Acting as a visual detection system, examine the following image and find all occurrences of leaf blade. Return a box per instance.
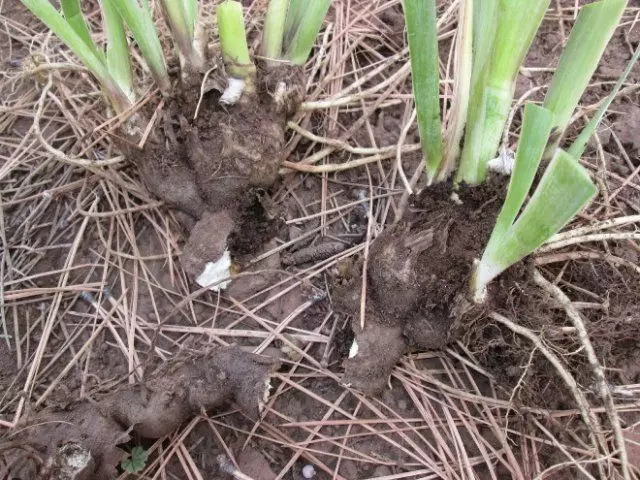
[476,149,597,291]
[403,0,443,180]
[20,0,130,111]
[109,0,170,93]
[543,0,627,158]
[484,104,554,252]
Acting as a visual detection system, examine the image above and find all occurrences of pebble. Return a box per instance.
[302,464,316,479]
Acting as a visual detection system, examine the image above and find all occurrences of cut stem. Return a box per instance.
[456,0,550,185]
[217,0,255,80]
[403,0,443,181]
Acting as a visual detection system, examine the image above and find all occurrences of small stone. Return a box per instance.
[302,464,316,479]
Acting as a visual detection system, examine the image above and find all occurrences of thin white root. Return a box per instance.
[286,120,421,157]
[534,250,640,276]
[34,75,124,168]
[194,66,218,120]
[532,270,630,480]
[489,311,610,468]
[539,232,640,253]
[394,158,426,224]
[549,215,640,243]
[274,81,294,114]
[300,61,411,111]
[396,108,417,194]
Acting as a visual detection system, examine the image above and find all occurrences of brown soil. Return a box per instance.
[236,446,278,480]
[2,0,640,479]
[466,258,640,410]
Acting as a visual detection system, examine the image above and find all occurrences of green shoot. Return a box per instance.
[467,0,627,298]
[60,0,104,62]
[473,148,597,299]
[263,0,289,59]
[102,0,134,101]
[20,0,131,112]
[182,0,198,39]
[283,0,305,52]
[542,0,626,160]
[439,0,472,180]
[120,446,148,474]
[160,0,205,71]
[160,1,190,58]
[484,104,554,251]
[568,43,640,159]
[456,0,551,185]
[470,0,497,87]
[403,0,443,181]
[283,0,332,65]
[217,1,255,80]
[262,0,332,66]
[109,0,171,93]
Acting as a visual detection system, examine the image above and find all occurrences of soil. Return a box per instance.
[1,0,640,479]
[466,258,640,410]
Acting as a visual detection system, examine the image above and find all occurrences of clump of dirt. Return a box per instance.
[136,62,303,290]
[2,347,278,480]
[235,446,278,480]
[181,210,235,278]
[333,179,505,394]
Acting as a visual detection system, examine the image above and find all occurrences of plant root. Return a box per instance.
[134,63,304,293]
[489,310,610,480]
[532,269,630,480]
[333,181,504,394]
[3,347,278,480]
